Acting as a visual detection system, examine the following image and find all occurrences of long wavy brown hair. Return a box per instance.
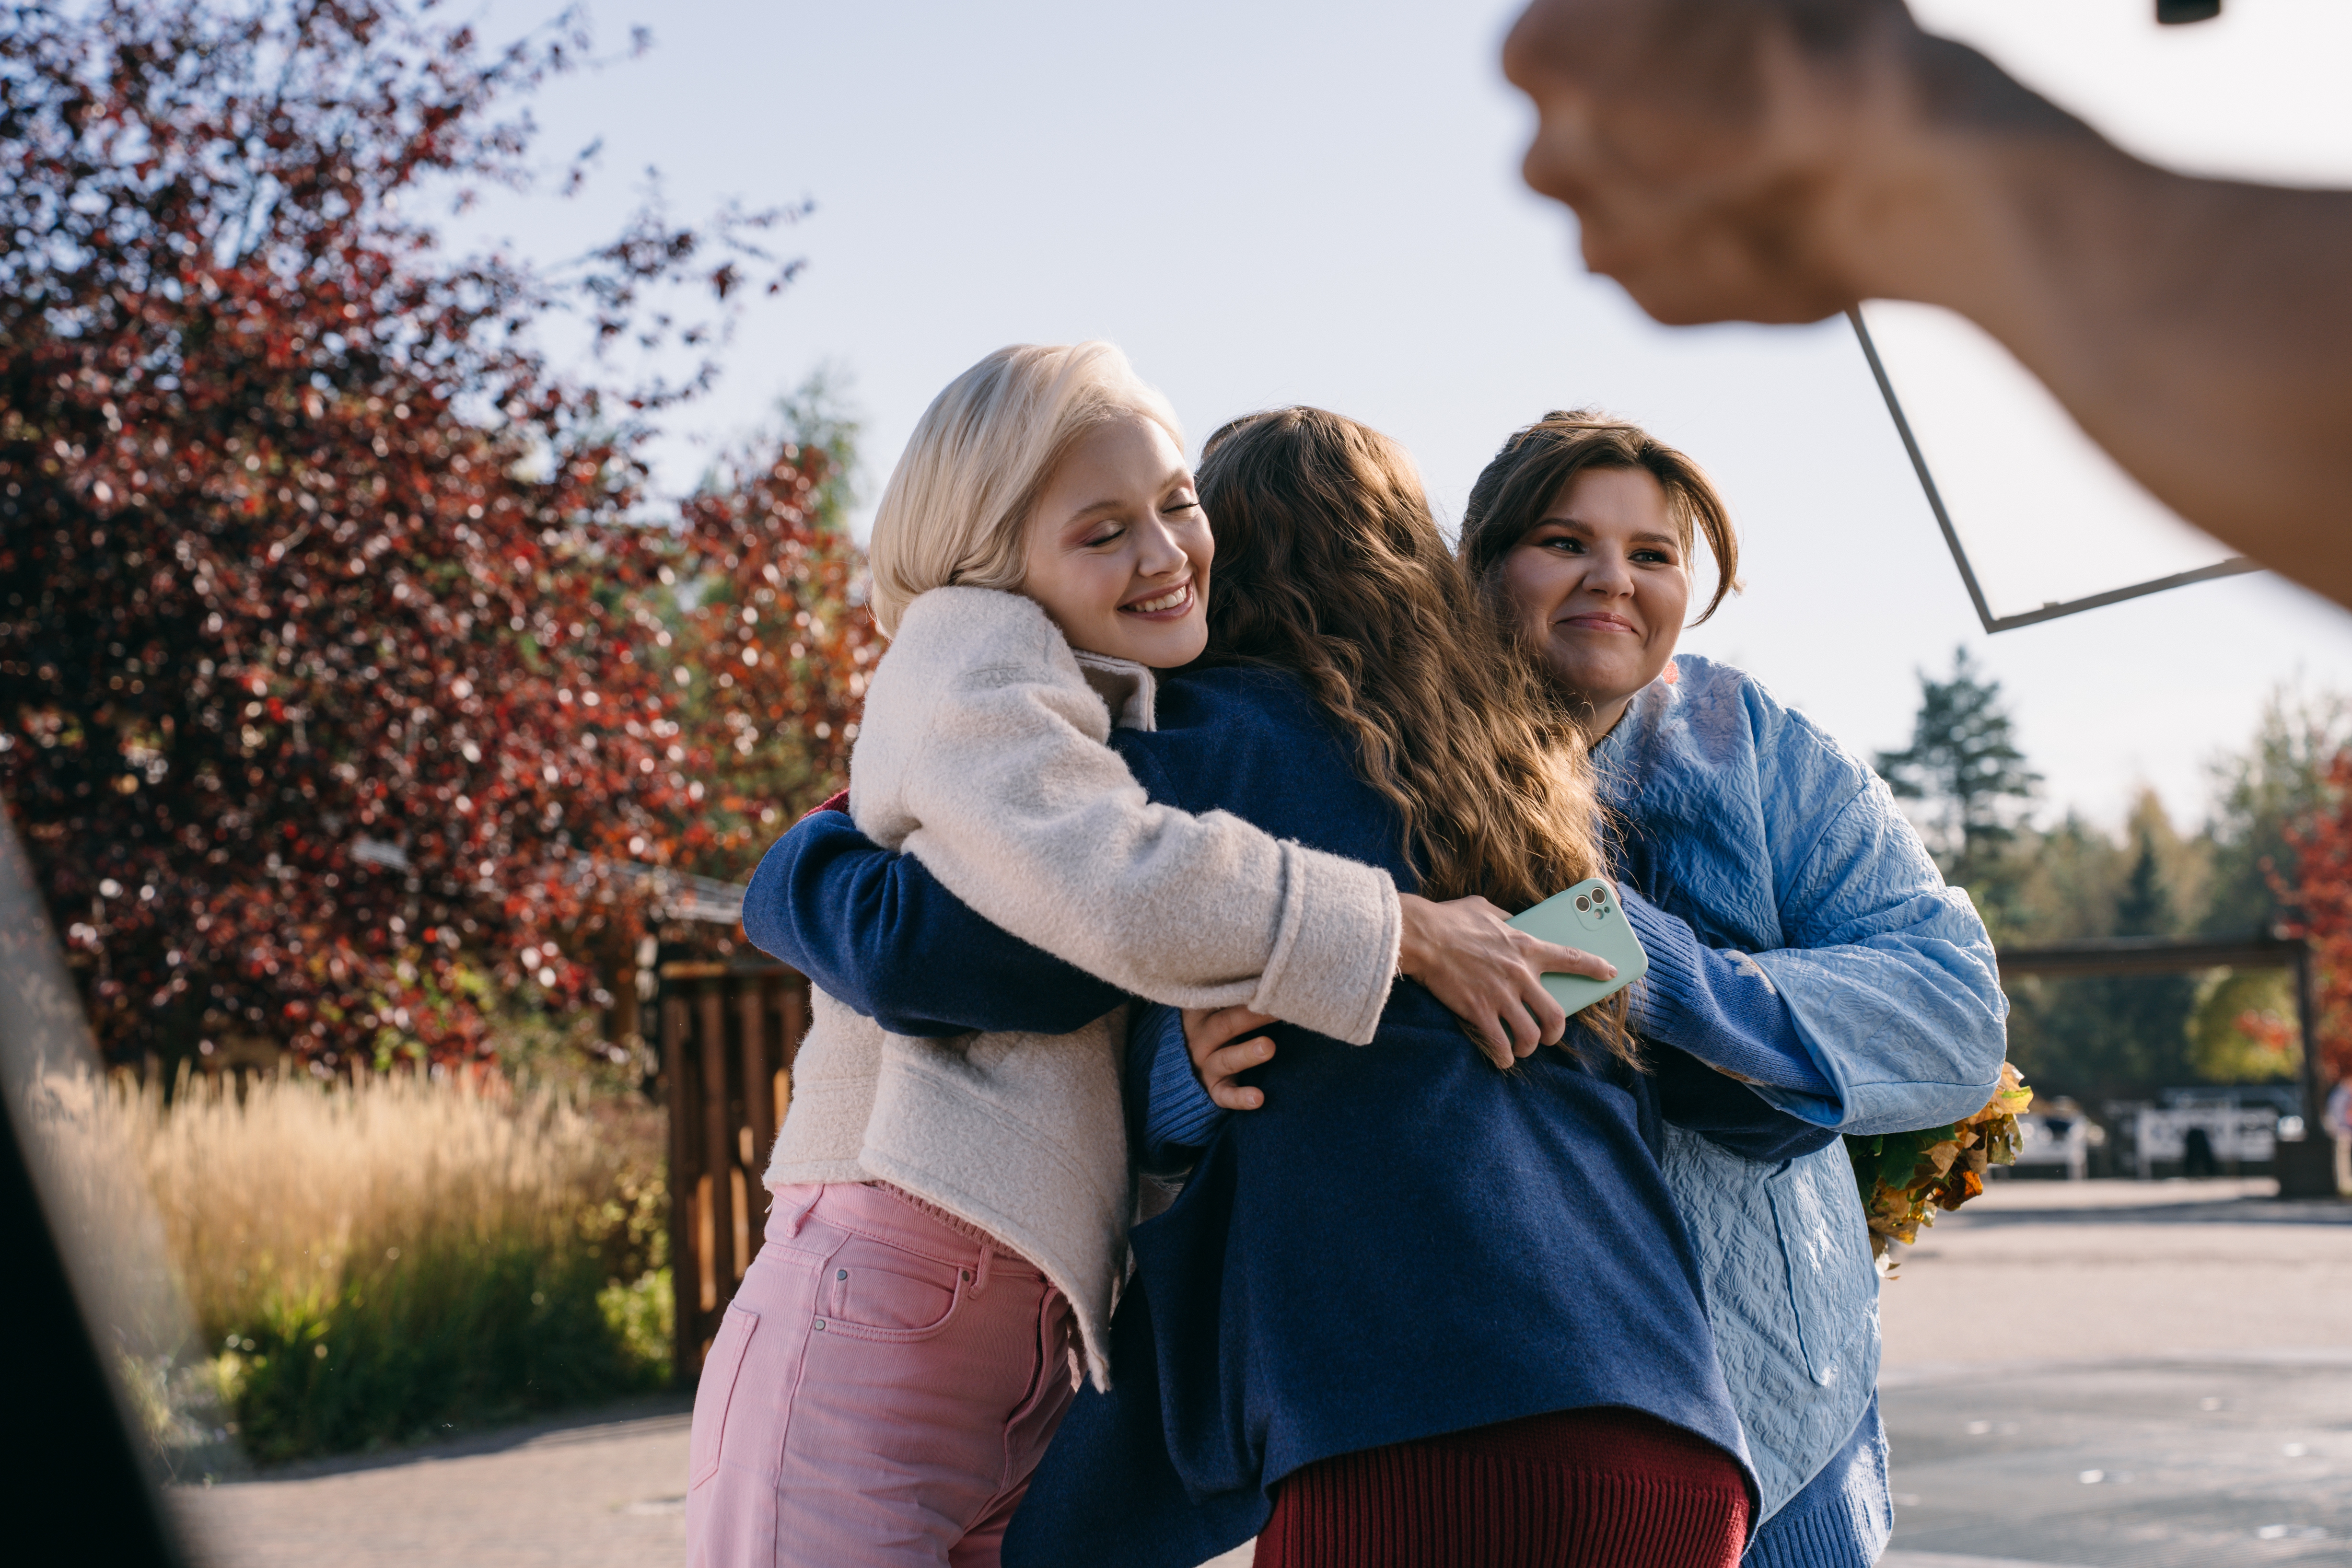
[1196,407,1634,1062]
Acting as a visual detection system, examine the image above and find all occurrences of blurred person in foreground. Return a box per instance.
[1500,0,2352,610]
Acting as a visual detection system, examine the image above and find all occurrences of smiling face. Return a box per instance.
[1019,414,1212,670]
[1496,464,1691,736]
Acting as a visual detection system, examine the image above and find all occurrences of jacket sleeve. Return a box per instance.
[1621,889,1841,1127]
[1644,1045,1841,1162]
[872,592,1401,1045]
[1125,1004,1228,1178]
[1750,766,2009,1138]
[740,808,1125,1038]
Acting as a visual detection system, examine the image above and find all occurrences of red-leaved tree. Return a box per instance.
[670,418,880,878]
[2284,750,2352,1087]
[0,0,848,1068]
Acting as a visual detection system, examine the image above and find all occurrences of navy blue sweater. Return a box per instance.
[744,667,1832,1568]
[1122,884,1837,1176]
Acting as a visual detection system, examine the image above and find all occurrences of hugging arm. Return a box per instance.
[1606,690,2008,1141]
[1616,891,1841,1161]
[1621,888,1839,1118]
[740,807,1122,1038]
[1751,780,2007,1138]
[1142,898,1840,1164]
[880,612,1404,1045]
[1616,792,2004,1141]
[1645,1049,1839,1164]
[741,792,1611,1057]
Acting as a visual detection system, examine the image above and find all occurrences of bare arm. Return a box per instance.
[1502,0,2352,609]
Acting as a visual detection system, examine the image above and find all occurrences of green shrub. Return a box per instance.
[217,1241,674,1460]
[76,1067,675,1461]
[599,1268,676,1385]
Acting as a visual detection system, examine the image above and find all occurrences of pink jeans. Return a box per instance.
[685,1182,1082,1568]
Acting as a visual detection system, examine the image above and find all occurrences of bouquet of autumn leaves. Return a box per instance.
[1845,1062,2035,1269]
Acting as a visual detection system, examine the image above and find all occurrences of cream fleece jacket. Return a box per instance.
[765,587,1403,1387]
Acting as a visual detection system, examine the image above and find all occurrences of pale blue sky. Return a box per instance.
[463,0,2352,832]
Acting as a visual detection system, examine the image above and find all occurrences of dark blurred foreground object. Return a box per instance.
[1502,0,2352,613]
[2156,0,2221,23]
[0,1098,186,1566]
[0,783,187,1555]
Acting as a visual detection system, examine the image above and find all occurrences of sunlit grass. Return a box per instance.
[29,1064,671,1463]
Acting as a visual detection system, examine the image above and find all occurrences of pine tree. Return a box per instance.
[2005,800,2210,1100]
[1875,648,2042,883]
[2095,824,2199,1088]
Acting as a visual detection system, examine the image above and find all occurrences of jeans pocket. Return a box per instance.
[818,1235,968,1344]
[688,1301,760,1489]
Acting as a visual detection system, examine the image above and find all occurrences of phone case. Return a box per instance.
[1505,878,1649,1016]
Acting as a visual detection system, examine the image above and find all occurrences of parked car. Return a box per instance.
[2012,1111,2092,1180]
[2131,1104,2281,1179]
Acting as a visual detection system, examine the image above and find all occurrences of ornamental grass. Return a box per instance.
[26,1064,672,1464]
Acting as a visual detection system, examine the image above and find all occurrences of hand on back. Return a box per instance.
[1184,892,1618,1113]
[1397,893,1615,1069]
[1185,1006,1281,1112]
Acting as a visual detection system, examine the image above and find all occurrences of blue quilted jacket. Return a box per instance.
[1601,656,2007,1526]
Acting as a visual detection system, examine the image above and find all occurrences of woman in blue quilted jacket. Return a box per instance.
[1454,410,2008,1565]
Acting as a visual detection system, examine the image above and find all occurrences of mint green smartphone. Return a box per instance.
[1506,878,1649,1016]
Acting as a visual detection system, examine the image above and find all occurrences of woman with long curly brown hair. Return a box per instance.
[1193,409,1617,951]
[748,404,1839,1567]
[1020,407,1813,1568]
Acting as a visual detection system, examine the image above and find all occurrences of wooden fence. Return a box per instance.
[658,960,812,1381]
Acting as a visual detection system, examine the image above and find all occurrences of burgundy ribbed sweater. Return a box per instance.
[1253,1406,1749,1568]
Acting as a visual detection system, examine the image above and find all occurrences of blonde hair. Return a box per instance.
[865,343,1184,637]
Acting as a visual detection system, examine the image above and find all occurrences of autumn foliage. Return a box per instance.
[2284,750,2352,1086]
[0,0,871,1068]
[670,429,879,878]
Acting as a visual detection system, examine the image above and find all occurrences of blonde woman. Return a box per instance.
[689,348,1603,1567]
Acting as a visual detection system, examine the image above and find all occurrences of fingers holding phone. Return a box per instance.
[1397,892,1620,1069]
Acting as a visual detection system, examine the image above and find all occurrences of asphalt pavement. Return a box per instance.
[173,1397,696,1568]
[1873,1176,2352,1567]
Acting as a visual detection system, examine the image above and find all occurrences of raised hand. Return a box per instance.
[1501,0,1947,326]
